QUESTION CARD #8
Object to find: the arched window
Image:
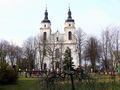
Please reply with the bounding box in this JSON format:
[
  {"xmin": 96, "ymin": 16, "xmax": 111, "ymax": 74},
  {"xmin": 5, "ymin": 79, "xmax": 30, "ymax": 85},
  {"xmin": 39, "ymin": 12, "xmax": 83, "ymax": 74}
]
[
  {"xmin": 55, "ymin": 48, "xmax": 59, "ymax": 58},
  {"xmin": 55, "ymin": 62, "xmax": 59, "ymax": 69},
  {"xmin": 68, "ymin": 31, "xmax": 72, "ymax": 40},
  {"xmin": 43, "ymin": 63, "xmax": 47, "ymax": 70},
  {"xmin": 56, "ymin": 37, "xmax": 59, "ymax": 41},
  {"xmin": 43, "ymin": 32, "xmax": 47, "ymax": 41},
  {"xmin": 69, "ymin": 24, "xmax": 71, "ymax": 27}
]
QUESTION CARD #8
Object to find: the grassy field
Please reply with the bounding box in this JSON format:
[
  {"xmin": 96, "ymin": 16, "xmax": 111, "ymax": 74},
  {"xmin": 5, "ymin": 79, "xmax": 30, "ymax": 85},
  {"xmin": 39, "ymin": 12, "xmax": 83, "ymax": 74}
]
[{"xmin": 0, "ymin": 75, "xmax": 120, "ymax": 90}]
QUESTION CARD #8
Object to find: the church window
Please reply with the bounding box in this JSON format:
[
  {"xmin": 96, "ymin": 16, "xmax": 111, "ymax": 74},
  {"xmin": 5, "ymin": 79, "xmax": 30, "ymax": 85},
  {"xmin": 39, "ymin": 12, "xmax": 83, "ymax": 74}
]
[
  {"xmin": 55, "ymin": 62, "xmax": 59, "ymax": 69},
  {"xmin": 56, "ymin": 37, "xmax": 59, "ymax": 41},
  {"xmin": 68, "ymin": 31, "xmax": 72, "ymax": 40},
  {"xmin": 55, "ymin": 48, "xmax": 59, "ymax": 58},
  {"xmin": 43, "ymin": 32, "xmax": 47, "ymax": 41},
  {"xmin": 44, "ymin": 24, "xmax": 46, "ymax": 27}
]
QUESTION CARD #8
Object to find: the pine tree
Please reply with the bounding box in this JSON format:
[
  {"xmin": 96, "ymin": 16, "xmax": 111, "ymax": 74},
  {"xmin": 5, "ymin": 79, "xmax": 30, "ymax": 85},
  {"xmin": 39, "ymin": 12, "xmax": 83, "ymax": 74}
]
[
  {"xmin": 63, "ymin": 47, "xmax": 74, "ymax": 72},
  {"xmin": 63, "ymin": 47, "xmax": 75, "ymax": 90}
]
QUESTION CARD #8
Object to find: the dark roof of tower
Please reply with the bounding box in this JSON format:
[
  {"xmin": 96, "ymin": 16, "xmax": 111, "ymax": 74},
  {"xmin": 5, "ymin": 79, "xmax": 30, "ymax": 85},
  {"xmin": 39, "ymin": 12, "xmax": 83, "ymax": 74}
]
[
  {"xmin": 65, "ymin": 7, "xmax": 74, "ymax": 22},
  {"xmin": 41, "ymin": 9, "xmax": 51, "ymax": 23}
]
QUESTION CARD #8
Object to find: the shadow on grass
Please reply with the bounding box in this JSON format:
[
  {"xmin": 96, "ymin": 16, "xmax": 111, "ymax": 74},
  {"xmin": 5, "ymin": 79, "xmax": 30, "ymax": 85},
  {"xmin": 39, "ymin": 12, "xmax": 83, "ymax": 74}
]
[{"xmin": 0, "ymin": 78, "xmax": 40, "ymax": 90}]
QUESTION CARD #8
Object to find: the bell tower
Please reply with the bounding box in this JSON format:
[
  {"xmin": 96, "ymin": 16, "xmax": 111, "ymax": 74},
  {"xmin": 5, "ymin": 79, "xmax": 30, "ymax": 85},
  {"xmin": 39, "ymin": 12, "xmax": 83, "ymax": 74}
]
[
  {"xmin": 64, "ymin": 7, "xmax": 75, "ymax": 43},
  {"xmin": 40, "ymin": 8, "xmax": 51, "ymax": 41}
]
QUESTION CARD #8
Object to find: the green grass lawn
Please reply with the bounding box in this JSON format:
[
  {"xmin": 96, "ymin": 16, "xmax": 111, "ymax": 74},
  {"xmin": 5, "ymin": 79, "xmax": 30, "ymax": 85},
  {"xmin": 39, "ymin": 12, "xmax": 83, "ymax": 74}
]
[{"xmin": 0, "ymin": 75, "xmax": 120, "ymax": 90}]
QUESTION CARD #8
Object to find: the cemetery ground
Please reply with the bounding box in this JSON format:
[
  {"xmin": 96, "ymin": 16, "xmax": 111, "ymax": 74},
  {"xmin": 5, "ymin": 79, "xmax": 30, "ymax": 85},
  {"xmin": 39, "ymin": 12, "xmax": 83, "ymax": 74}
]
[{"xmin": 0, "ymin": 74, "xmax": 120, "ymax": 90}]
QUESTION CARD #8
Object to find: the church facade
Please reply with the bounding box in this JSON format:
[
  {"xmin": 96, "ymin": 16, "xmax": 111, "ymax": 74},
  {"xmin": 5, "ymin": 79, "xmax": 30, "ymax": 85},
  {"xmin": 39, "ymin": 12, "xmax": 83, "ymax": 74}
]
[{"xmin": 35, "ymin": 8, "xmax": 79, "ymax": 70}]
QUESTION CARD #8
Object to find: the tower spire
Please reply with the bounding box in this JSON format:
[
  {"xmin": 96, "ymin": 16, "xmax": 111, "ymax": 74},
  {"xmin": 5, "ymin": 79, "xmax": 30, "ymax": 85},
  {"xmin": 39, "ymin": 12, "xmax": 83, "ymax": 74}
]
[
  {"xmin": 65, "ymin": 4, "xmax": 74, "ymax": 22},
  {"xmin": 44, "ymin": 7, "xmax": 48, "ymax": 20},
  {"xmin": 68, "ymin": 6, "xmax": 72, "ymax": 19},
  {"xmin": 41, "ymin": 5, "xmax": 51, "ymax": 23}
]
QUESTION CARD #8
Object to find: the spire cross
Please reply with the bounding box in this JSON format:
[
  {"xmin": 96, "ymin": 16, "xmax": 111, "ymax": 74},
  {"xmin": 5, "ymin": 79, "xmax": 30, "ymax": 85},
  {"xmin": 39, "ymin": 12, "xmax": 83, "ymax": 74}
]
[
  {"xmin": 45, "ymin": 4, "xmax": 47, "ymax": 11},
  {"xmin": 68, "ymin": 3, "xmax": 70, "ymax": 10}
]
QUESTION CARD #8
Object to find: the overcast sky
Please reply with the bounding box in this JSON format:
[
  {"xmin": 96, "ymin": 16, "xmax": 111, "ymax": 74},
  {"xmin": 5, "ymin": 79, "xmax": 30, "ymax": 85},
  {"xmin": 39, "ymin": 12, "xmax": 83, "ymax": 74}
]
[{"xmin": 0, "ymin": 0, "xmax": 120, "ymax": 46}]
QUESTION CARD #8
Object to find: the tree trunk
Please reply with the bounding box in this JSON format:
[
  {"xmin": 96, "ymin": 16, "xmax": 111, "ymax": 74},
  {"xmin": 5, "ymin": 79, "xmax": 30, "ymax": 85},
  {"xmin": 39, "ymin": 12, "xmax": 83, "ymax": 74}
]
[{"xmin": 70, "ymin": 73, "xmax": 75, "ymax": 90}]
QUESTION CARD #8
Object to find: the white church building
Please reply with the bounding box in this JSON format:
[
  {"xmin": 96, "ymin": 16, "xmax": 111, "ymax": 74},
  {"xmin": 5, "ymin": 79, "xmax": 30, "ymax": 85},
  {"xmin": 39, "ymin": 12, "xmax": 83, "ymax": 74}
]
[{"xmin": 35, "ymin": 8, "xmax": 79, "ymax": 70}]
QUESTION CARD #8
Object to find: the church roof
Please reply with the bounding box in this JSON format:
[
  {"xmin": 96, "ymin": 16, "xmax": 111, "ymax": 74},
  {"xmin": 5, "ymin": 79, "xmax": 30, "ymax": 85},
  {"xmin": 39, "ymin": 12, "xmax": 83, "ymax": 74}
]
[
  {"xmin": 65, "ymin": 18, "xmax": 74, "ymax": 22},
  {"xmin": 41, "ymin": 19, "xmax": 51, "ymax": 23}
]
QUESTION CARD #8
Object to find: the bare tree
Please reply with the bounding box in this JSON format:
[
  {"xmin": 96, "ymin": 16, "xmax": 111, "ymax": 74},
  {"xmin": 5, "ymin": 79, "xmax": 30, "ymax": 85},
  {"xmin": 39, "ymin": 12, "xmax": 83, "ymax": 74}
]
[
  {"xmin": 84, "ymin": 36, "xmax": 101, "ymax": 72},
  {"xmin": 46, "ymin": 37, "xmax": 58, "ymax": 71},
  {"xmin": 76, "ymin": 28, "xmax": 86, "ymax": 66},
  {"xmin": 101, "ymin": 26, "xmax": 120, "ymax": 71},
  {"xmin": 7, "ymin": 42, "xmax": 18, "ymax": 67},
  {"xmin": 15, "ymin": 46, "xmax": 23, "ymax": 69},
  {"xmin": 44, "ymin": 34, "xmax": 64, "ymax": 71},
  {"xmin": 112, "ymin": 27, "xmax": 120, "ymax": 66},
  {"xmin": 35, "ymin": 35, "xmax": 47, "ymax": 70},
  {"xmin": 0, "ymin": 40, "xmax": 9, "ymax": 62},
  {"xmin": 101, "ymin": 29, "xmax": 110, "ymax": 72},
  {"xmin": 59, "ymin": 41, "xmax": 64, "ymax": 70},
  {"xmin": 23, "ymin": 37, "xmax": 37, "ymax": 70},
  {"xmin": 0, "ymin": 40, "xmax": 23, "ymax": 68}
]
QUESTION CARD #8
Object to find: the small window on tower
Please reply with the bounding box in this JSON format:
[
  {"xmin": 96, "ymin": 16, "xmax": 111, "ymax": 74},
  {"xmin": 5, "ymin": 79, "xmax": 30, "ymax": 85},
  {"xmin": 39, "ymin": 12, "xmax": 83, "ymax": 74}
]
[
  {"xmin": 69, "ymin": 24, "xmax": 71, "ymax": 27},
  {"xmin": 44, "ymin": 24, "xmax": 46, "ymax": 27},
  {"xmin": 56, "ymin": 37, "xmax": 59, "ymax": 41}
]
